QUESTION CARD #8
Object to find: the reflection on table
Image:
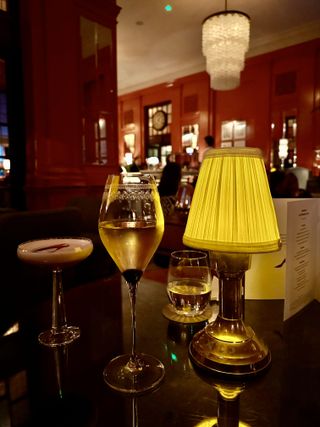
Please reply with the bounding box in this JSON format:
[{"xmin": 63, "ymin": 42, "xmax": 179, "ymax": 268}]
[{"xmin": 0, "ymin": 271, "xmax": 320, "ymax": 426}]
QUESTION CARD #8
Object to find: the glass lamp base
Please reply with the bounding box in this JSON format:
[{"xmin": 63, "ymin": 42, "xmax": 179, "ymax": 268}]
[
  {"xmin": 189, "ymin": 323, "xmax": 271, "ymax": 376},
  {"xmin": 103, "ymin": 353, "xmax": 165, "ymax": 395},
  {"xmin": 38, "ymin": 326, "xmax": 80, "ymax": 347}
]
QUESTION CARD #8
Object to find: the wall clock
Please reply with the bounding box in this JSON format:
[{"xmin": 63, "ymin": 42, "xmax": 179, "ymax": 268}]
[{"xmin": 152, "ymin": 110, "xmax": 167, "ymax": 131}]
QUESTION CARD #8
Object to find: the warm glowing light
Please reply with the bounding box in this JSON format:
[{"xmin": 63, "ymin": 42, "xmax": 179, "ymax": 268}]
[
  {"xmin": 184, "ymin": 148, "xmax": 281, "ymax": 253},
  {"xmin": 194, "ymin": 419, "xmax": 250, "ymax": 427},
  {"xmin": 202, "ymin": 11, "xmax": 250, "ymax": 90},
  {"xmin": 146, "ymin": 156, "xmax": 160, "ymax": 167},
  {"xmin": 3, "ymin": 322, "xmax": 19, "ymax": 336},
  {"xmin": 279, "ymin": 138, "xmax": 288, "ymax": 159},
  {"xmin": 184, "ymin": 147, "xmax": 280, "ymax": 376},
  {"xmin": 194, "ymin": 420, "xmax": 218, "ymax": 427},
  {"xmin": 124, "ymin": 152, "xmax": 133, "ymax": 165},
  {"xmin": 98, "ymin": 118, "xmax": 106, "ymax": 129},
  {"xmin": 3, "ymin": 158, "xmax": 10, "ymax": 171},
  {"xmin": 292, "ymin": 121, "xmax": 297, "ymax": 137}
]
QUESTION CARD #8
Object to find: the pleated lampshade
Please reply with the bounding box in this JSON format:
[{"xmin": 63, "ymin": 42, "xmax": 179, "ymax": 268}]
[{"xmin": 183, "ymin": 147, "xmax": 281, "ymax": 254}]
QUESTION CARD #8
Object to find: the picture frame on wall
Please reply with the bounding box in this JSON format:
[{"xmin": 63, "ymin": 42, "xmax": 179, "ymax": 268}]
[
  {"xmin": 221, "ymin": 141, "xmax": 233, "ymax": 148},
  {"xmin": 234, "ymin": 140, "xmax": 246, "ymax": 147},
  {"xmin": 221, "ymin": 121, "xmax": 234, "ymax": 141},
  {"xmin": 234, "ymin": 121, "xmax": 246, "ymax": 140},
  {"xmin": 221, "ymin": 120, "xmax": 247, "ymax": 147}
]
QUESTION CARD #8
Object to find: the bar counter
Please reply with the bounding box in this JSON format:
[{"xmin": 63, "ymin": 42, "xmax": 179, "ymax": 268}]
[{"xmin": 1, "ymin": 270, "xmax": 320, "ymax": 426}]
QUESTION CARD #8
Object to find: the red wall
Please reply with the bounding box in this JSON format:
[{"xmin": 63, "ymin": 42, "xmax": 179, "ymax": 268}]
[
  {"xmin": 118, "ymin": 72, "xmax": 212, "ymax": 165},
  {"xmin": 18, "ymin": 2, "xmax": 320, "ymax": 211},
  {"xmin": 118, "ymin": 38, "xmax": 320, "ymax": 171},
  {"xmin": 215, "ymin": 55, "xmax": 271, "ymax": 163},
  {"xmin": 20, "ymin": 0, "xmax": 120, "ymax": 209}
]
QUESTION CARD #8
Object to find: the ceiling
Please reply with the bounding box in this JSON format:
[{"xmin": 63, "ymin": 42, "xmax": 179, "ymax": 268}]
[{"xmin": 116, "ymin": 0, "xmax": 320, "ymax": 95}]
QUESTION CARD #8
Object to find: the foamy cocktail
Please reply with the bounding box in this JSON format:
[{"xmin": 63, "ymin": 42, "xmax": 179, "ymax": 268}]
[
  {"xmin": 17, "ymin": 237, "xmax": 93, "ymax": 268},
  {"xmin": 17, "ymin": 237, "xmax": 93, "ymax": 347}
]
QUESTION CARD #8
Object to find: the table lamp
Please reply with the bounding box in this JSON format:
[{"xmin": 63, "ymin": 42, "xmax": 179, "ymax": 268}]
[{"xmin": 183, "ymin": 147, "xmax": 281, "ymax": 376}]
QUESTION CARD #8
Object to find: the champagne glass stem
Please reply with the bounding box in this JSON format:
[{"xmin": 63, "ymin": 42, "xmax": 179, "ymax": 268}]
[
  {"xmin": 52, "ymin": 267, "xmax": 67, "ymax": 333},
  {"xmin": 127, "ymin": 281, "xmax": 138, "ymax": 365}
]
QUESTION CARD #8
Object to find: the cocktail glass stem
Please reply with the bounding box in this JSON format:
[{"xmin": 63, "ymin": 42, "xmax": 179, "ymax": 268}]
[
  {"xmin": 54, "ymin": 346, "xmax": 68, "ymax": 399},
  {"xmin": 52, "ymin": 268, "xmax": 68, "ymax": 333},
  {"xmin": 36, "ymin": 267, "xmax": 81, "ymax": 346},
  {"xmin": 38, "ymin": 266, "xmax": 80, "ymax": 346}
]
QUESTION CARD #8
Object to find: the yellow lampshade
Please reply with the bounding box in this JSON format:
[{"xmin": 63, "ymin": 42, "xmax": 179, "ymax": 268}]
[{"xmin": 183, "ymin": 147, "xmax": 281, "ymax": 254}]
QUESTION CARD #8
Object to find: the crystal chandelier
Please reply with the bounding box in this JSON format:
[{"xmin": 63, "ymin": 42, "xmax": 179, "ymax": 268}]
[{"xmin": 202, "ymin": 3, "xmax": 250, "ymax": 91}]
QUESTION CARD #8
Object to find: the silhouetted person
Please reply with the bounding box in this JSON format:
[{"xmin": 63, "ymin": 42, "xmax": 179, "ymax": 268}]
[
  {"xmin": 269, "ymin": 170, "xmax": 310, "ymax": 198},
  {"xmin": 158, "ymin": 162, "xmax": 182, "ymax": 217},
  {"xmin": 200, "ymin": 135, "xmax": 215, "ymax": 162},
  {"xmin": 204, "ymin": 135, "xmax": 215, "ymax": 147},
  {"xmin": 128, "ymin": 161, "xmax": 140, "ymax": 172}
]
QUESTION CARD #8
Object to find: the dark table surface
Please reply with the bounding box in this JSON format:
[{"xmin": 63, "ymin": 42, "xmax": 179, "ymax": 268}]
[{"xmin": 1, "ymin": 269, "xmax": 320, "ymax": 427}]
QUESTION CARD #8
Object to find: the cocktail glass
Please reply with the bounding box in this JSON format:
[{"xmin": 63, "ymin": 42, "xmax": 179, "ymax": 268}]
[{"xmin": 17, "ymin": 237, "xmax": 93, "ymax": 347}]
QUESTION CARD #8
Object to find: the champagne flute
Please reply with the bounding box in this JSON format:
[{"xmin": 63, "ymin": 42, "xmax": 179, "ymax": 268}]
[
  {"xmin": 17, "ymin": 237, "xmax": 93, "ymax": 346},
  {"xmin": 98, "ymin": 172, "xmax": 165, "ymax": 394}
]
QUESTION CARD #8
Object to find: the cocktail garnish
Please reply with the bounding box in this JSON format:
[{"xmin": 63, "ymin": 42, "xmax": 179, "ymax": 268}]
[{"xmin": 32, "ymin": 243, "xmax": 70, "ymax": 253}]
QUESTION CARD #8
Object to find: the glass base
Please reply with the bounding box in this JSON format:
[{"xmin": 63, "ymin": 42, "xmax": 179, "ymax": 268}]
[
  {"xmin": 103, "ymin": 353, "xmax": 165, "ymax": 395},
  {"xmin": 38, "ymin": 326, "xmax": 80, "ymax": 347}
]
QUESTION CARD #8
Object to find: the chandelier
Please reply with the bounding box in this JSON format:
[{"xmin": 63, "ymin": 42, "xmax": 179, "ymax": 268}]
[{"xmin": 202, "ymin": 3, "xmax": 250, "ymax": 91}]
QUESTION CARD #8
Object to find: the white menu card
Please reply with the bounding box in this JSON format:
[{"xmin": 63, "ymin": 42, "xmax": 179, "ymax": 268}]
[
  {"xmin": 284, "ymin": 198, "xmax": 320, "ymax": 320},
  {"xmin": 245, "ymin": 198, "xmax": 320, "ymax": 320}
]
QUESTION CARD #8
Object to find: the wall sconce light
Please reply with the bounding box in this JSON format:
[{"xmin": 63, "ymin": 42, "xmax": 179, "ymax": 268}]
[{"xmin": 278, "ymin": 138, "xmax": 289, "ymax": 169}]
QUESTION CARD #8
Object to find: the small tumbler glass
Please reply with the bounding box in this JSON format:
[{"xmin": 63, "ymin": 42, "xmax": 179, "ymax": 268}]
[{"xmin": 167, "ymin": 250, "xmax": 212, "ymax": 317}]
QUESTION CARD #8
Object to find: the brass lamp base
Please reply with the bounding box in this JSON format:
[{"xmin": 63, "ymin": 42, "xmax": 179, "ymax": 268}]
[
  {"xmin": 189, "ymin": 319, "xmax": 271, "ymax": 376},
  {"xmin": 189, "ymin": 253, "xmax": 271, "ymax": 376}
]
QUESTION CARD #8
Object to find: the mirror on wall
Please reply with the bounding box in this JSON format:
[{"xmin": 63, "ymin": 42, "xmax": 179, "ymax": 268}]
[
  {"xmin": 271, "ymin": 114, "xmax": 297, "ymax": 170},
  {"xmin": 182, "ymin": 124, "xmax": 199, "ymax": 150},
  {"xmin": 80, "ymin": 16, "xmax": 113, "ymax": 165},
  {"xmin": 270, "ymin": 108, "xmax": 297, "ymax": 171},
  {"xmin": 283, "ymin": 115, "xmax": 297, "ymax": 168}
]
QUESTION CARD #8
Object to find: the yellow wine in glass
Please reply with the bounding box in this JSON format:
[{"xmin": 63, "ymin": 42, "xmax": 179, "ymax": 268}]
[{"xmin": 99, "ymin": 173, "xmax": 165, "ymax": 394}]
